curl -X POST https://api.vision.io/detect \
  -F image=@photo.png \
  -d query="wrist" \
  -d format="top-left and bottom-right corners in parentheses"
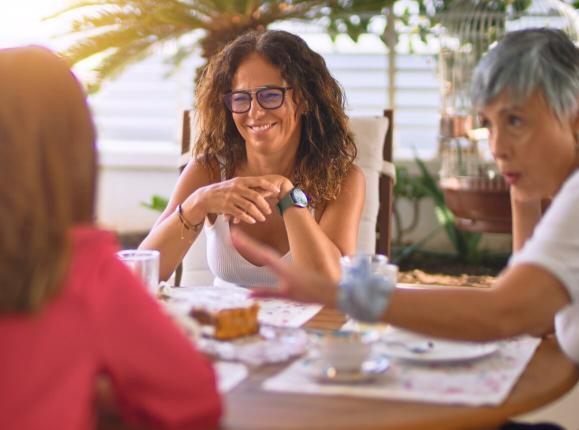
top-left (279, 180), bottom-right (294, 199)
top-left (181, 196), bottom-right (206, 226)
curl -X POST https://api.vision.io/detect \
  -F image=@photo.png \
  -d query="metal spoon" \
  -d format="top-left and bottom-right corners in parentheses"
top-left (381, 339), bottom-right (434, 354)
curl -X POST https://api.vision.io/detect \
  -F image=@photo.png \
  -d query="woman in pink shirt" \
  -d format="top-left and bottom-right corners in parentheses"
top-left (0, 46), bottom-right (221, 430)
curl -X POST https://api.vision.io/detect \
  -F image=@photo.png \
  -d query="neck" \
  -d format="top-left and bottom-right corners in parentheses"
top-left (242, 150), bottom-right (297, 178)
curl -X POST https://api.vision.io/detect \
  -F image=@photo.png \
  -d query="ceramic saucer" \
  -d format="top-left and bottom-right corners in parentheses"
top-left (300, 355), bottom-right (390, 384)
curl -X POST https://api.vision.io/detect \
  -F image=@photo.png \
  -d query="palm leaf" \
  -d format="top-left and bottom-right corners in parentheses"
top-left (45, 0), bottom-right (389, 89)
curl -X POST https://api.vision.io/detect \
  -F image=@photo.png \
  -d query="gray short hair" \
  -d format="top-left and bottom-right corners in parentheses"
top-left (471, 28), bottom-right (579, 121)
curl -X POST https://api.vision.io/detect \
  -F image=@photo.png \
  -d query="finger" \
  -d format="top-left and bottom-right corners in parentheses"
top-left (243, 177), bottom-right (280, 194)
top-left (233, 196), bottom-right (266, 222)
top-left (250, 288), bottom-right (288, 300)
top-left (230, 230), bottom-right (293, 280)
top-left (230, 229), bottom-right (280, 266)
top-left (229, 204), bottom-right (257, 224)
top-left (241, 189), bottom-right (272, 215)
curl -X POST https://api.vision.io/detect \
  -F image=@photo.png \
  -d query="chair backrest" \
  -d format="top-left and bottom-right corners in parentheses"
top-left (349, 110), bottom-right (394, 257)
top-left (176, 110), bottom-right (394, 286)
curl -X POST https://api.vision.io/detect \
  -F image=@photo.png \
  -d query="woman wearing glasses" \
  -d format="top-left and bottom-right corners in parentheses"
top-left (140, 30), bottom-right (365, 286)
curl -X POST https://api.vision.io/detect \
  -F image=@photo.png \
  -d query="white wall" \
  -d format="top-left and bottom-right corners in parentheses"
top-left (96, 142), bottom-right (179, 232)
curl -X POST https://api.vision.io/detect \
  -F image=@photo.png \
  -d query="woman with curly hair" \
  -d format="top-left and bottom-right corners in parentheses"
top-left (140, 30), bottom-right (365, 286)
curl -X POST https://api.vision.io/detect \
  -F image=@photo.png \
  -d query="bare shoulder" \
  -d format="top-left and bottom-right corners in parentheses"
top-left (317, 164), bottom-right (365, 219)
top-left (164, 157), bottom-right (220, 211)
top-left (178, 157), bottom-right (220, 192)
top-left (339, 164), bottom-right (366, 196)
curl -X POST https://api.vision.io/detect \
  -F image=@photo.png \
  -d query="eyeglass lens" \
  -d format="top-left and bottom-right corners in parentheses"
top-left (226, 87), bottom-right (286, 113)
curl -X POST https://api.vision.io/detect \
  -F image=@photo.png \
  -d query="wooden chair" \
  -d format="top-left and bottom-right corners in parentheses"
top-left (175, 109), bottom-right (395, 286)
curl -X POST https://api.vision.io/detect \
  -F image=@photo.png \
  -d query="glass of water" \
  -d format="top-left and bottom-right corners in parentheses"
top-left (340, 254), bottom-right (398, 285)
top-left (116, 249), bottom-right (160, 294)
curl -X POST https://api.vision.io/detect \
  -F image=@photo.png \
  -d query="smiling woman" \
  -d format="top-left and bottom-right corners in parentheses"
top-left (138, 29), bottom-right (366, 286)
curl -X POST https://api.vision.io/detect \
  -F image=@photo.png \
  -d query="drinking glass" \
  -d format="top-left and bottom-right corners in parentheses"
top-left (116, 249), bottom-right (160, 294)
top-left (340, 254), bottom-right (398, 285)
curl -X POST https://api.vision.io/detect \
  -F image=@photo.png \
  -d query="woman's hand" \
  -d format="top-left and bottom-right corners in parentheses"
top-left (230, 229), bottom-right (338, 307)
top-left (188, 176), bottom-right (281, 224)
top-left (259, 174), bottom-right (294, 199)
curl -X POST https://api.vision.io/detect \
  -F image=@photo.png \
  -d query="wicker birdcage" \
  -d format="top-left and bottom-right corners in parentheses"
top-left (439, 0), bottom-right (579, 120)
top-left (436, 0), bottom-right (579, 233)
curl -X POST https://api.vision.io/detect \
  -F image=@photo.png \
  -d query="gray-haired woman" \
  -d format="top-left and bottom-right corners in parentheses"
top-left (233, 28), bottom-right (579, 366)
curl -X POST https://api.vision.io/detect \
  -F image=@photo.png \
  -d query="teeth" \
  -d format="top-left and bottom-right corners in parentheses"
top-left (250, 123), bottom-right (273, 131)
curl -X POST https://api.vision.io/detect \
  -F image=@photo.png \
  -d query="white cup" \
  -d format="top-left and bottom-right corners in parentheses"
top-left (117, 249), bottom-right (160, 294)
top-left (340, 254), bottom-right (398, 285)
top-left (314, 330), bottom-right (377, 371)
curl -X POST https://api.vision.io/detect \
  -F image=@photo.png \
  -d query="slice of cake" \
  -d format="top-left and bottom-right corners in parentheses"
top-left (189, 302), bottom-right (260, 340)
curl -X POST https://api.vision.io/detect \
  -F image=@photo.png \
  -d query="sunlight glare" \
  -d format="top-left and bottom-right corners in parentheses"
top-left (0, 0), bottom-right (73, 49)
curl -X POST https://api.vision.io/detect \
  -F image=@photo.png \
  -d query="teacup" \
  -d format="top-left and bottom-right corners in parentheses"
top-left (313, 330), bottom-right (377, 371)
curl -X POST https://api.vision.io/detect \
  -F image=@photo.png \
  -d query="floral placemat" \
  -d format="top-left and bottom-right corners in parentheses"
top-left (262, 336), bottom-right (541, 406)
top-left (163, 285), bottom-right (322, 327)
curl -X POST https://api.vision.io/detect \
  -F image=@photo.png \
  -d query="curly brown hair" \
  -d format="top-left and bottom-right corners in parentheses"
top-left (194, 30), bottom-right (356, 206)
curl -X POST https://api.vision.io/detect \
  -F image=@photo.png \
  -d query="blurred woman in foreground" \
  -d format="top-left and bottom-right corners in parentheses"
top-left (0, 46), bottom-right (221, 430)
top-left (233, 28), bottom-right (579, 364)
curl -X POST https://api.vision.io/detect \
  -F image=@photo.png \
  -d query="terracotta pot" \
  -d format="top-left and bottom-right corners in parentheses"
top-left (439, 176), bottom-right (512, 234)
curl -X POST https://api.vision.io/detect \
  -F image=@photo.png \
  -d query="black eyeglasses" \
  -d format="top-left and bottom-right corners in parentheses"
top-left (223, 86), bottom-right (292, 114)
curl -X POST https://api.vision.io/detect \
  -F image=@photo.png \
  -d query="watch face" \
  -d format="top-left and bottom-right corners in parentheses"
top-left (290, 188), bottom-right (308, 207)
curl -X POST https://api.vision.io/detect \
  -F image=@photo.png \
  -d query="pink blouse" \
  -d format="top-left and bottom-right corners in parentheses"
top-left (0, 226), bottom-right (221, 430)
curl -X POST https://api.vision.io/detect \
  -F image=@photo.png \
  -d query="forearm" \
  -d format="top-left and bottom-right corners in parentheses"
top-left (383, 264), bottom-right (570, 341)
top-left (283, 207), bottom-right (342, 281)
top-left (511, 195), bottom-right (543, 252)
top-left (139, 207), bottom-right (204, 281)
top-left (383, 287), bottom-right (515, 341)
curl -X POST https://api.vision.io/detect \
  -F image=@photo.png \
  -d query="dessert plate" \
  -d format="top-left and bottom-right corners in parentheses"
top-left (376, 331), bottom-right (498, 363)
top-left (299, 355), bottom-right (390, 384)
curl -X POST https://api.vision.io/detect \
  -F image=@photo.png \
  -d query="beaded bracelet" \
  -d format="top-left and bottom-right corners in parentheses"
top-left (177, 203), bottom-right (204, 240)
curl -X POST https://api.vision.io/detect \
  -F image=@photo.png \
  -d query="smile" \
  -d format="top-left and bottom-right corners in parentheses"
top-left (248, 123), bottom-right (275, 132)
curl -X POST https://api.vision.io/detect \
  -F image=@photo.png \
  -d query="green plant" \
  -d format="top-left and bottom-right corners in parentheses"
top-left (392, 164), bottom-right (428, 243)
top-left (414, 156), bottom-right (482, 263)
top-left (392, 156), bottom-right (484, 264)
top-left (141, 194), bottom-right (169, 213)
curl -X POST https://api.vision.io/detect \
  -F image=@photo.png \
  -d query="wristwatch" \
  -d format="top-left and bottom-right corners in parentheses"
top-left (277, 187), bottom-right (309, 215)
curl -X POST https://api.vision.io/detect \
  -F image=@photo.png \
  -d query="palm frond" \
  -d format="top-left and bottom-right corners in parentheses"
top-left (62, 27), bottom-right (144, 65)
top-left (44, 0), bottom-right (137, 20)
top-left (86, 39), bottom-right (157, 92)
top-left (44, 0), bottom-right (390, 90)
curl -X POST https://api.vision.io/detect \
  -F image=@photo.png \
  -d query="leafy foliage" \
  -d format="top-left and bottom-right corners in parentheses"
top-left (392, 157), bottom-right (483, 264)
top-left (141, 194), bottom-right (169, 213)
top-left (46, 0), bottom-right (393, 92)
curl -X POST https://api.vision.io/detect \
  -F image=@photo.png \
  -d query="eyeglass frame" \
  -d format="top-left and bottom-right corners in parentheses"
top-left (223, 85), bottom-right (293, 114)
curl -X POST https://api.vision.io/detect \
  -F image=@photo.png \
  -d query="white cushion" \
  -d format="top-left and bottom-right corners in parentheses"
top-left (349, 116), bottom-right (390, 254)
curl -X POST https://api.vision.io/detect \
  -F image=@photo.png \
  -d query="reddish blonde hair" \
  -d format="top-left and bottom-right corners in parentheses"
top-left (0, 46), bottom-right (96, 313)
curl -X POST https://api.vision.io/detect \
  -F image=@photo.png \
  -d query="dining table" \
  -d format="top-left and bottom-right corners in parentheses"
top-left (99, 306), bottom-right (578, 430)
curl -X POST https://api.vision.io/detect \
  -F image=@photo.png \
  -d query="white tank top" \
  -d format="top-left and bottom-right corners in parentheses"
top-left (205, 163), bottom-right (294, 287)
top-left (205, 216), bottom-right (292, 288)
